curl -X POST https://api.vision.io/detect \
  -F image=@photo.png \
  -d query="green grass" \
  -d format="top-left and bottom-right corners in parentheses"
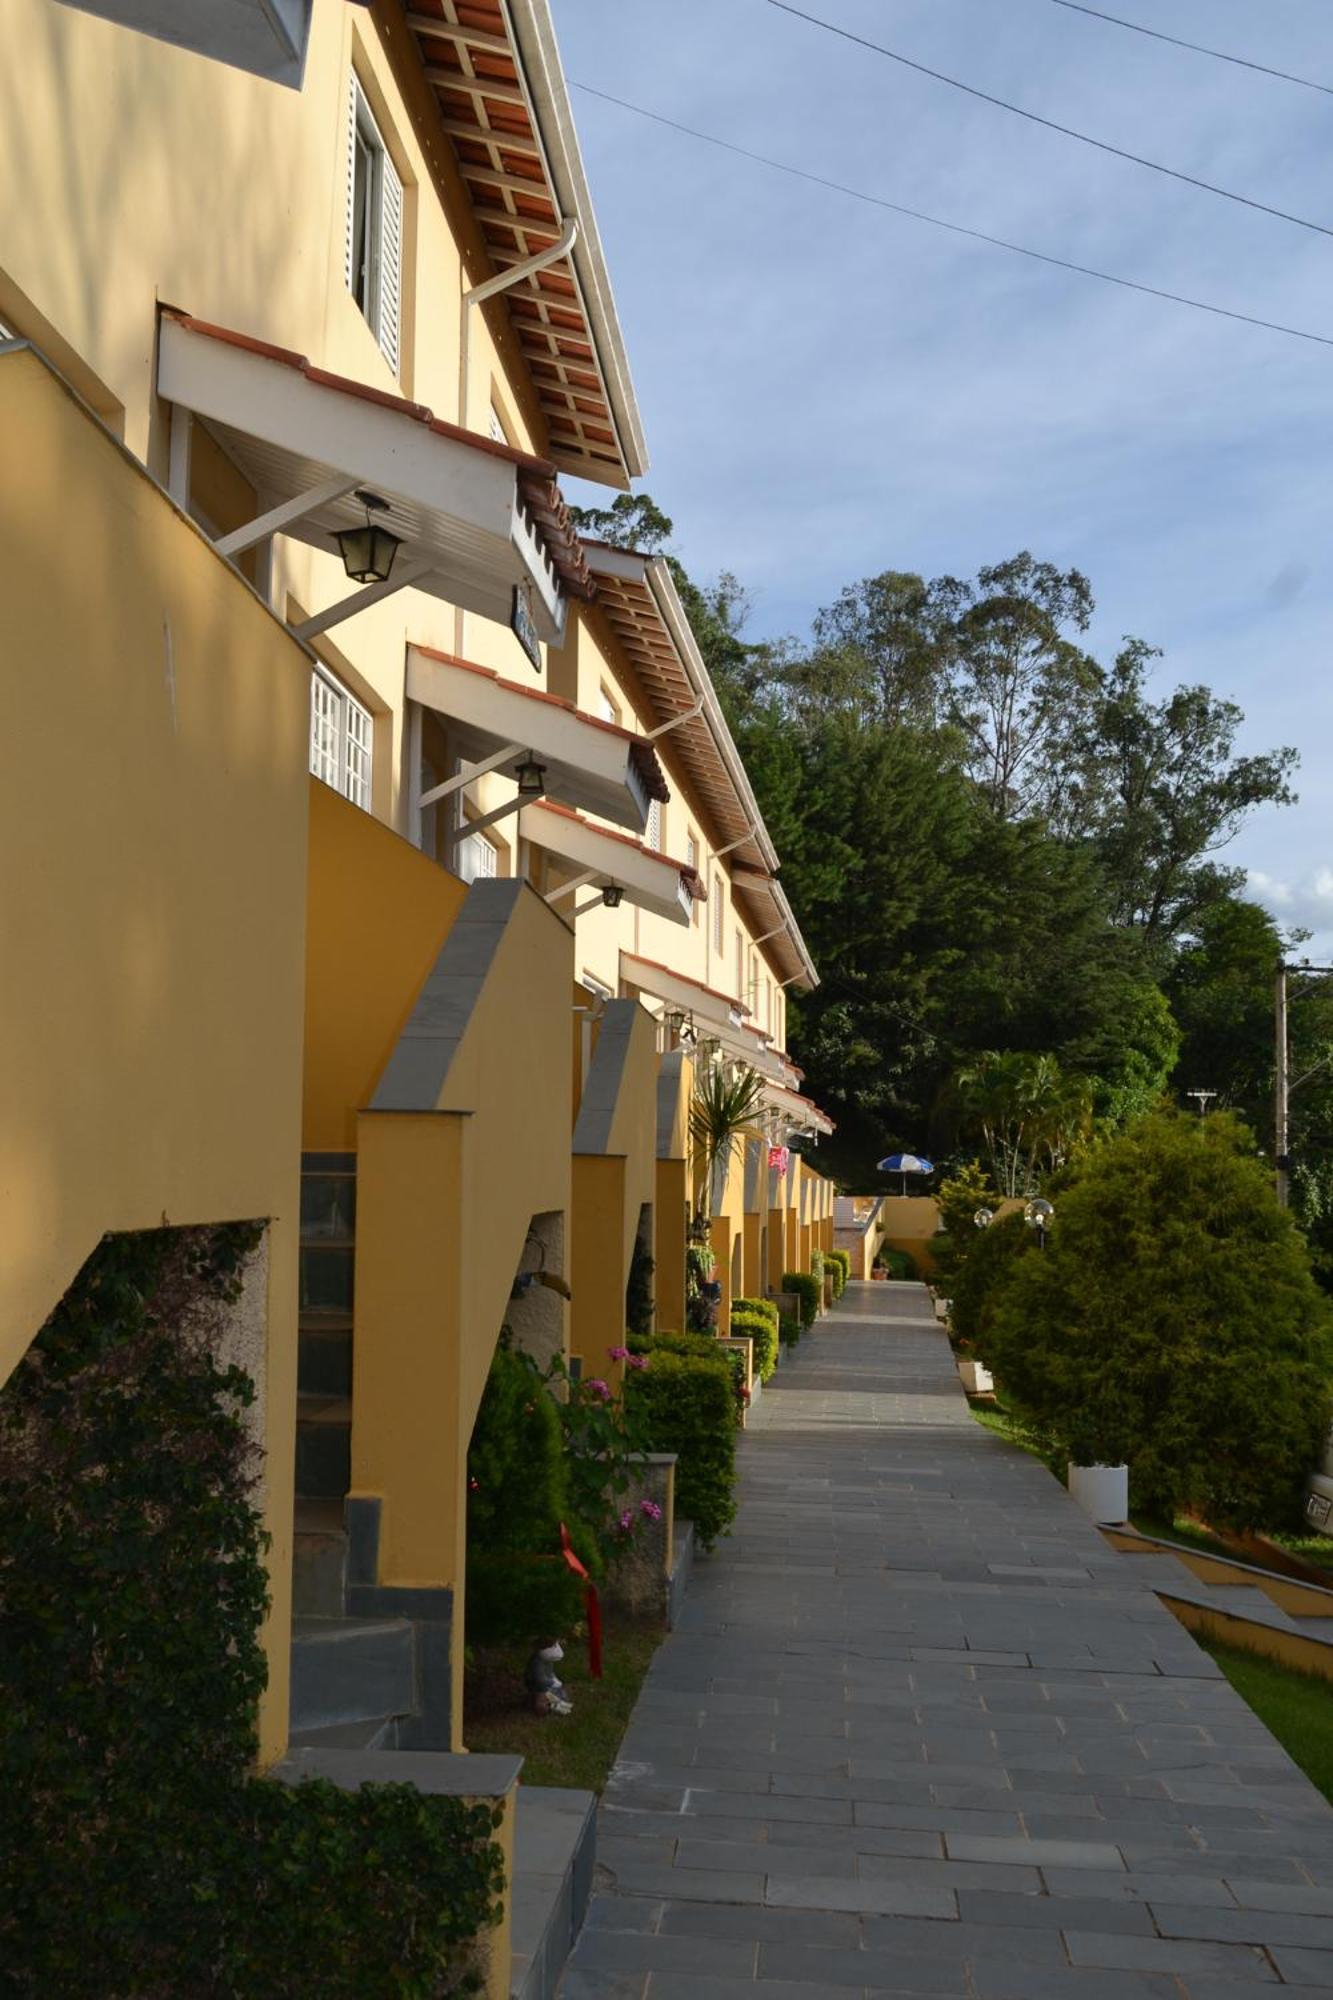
top-left (463, 1616), bottom-right (663, 1792)
top-left (967, 1392), bottom-right (1065, 1480)
top-left (1201, 1639), bottom-right (1333, 1807)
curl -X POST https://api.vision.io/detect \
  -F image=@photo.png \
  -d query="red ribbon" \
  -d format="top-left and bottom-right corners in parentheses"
top-left (559, 1522), bottom-right (603, 1680)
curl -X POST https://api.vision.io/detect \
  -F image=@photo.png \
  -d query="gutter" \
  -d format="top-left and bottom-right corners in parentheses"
top-left (504, 0), bottom-right (649, 485)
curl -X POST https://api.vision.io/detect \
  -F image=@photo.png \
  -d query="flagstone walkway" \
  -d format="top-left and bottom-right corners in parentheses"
top-left (560, 1281), bottom-right (1333, 1999)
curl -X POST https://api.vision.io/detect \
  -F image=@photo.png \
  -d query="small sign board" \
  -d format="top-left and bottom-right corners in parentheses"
top-left (768, 1145), bottom-right (790, 1175)
top-left (512, 587), bottom-right (541, 672)
top-left (1306, 1489), bottom-right (1332, 1530)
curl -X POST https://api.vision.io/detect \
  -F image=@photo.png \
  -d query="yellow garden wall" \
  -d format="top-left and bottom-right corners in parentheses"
top-left (0, 348), bottom-right (310, 1759)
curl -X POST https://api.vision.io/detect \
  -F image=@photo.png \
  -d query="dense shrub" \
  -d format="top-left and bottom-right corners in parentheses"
top-left (826, 1249), bottom-right (850, 1297)
top-left (0, 1224), bottom-right (504, 1996)
top-left (627, 1350), bottom-right (737, 1548)
top-left (948, 1211), bottom-right (1031, 1353)
top-left (881, 1247), bottom-right (919, 1281)
top-left (779, 1314), bottom-right (801, 1346)
top-left (810, 1248), bottom-right (826, 1287)
top-left (466, 1335), bottom-right (591, 1643)
top-left (730, 1299), bottom-right (778, 1381)
top-left (636, 1330), bottom-right (747, 1420)
top-left (783, 1270), bottom-right (821, 1328)
top-left (625, 1234), bottom-right (655, 1340)
top-left (987, 1113), bottom-right (1333, 1528)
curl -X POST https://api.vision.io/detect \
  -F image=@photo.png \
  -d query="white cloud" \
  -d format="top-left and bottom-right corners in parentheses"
top-left (1246, 869), bottom-right (1333, 947)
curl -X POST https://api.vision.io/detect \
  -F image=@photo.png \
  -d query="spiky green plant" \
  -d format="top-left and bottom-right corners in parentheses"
top-left (690, 1059), bottom-right (766, 1220)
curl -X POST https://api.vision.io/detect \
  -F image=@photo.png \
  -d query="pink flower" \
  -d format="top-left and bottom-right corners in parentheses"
top-left (607, 1345), bottom-right (630, 1362)
top-left (639, 1499), bottom-right (662, 1522)
top-left (585, 1378), bottom-right (611, 1401)
top-left (625, 1353), bottom-right (649, 1371)
top-left (618, 1508), bottom-right (634, 1532)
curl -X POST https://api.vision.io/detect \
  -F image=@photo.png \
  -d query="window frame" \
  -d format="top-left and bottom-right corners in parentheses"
top-left (345, 73), bottom-right (404, 375)
top-left (310, 665), bottom-right (374, 811)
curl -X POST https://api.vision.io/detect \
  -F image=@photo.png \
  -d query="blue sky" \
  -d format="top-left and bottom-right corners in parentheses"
top-left (555, 0), bottom-right (1333, 955)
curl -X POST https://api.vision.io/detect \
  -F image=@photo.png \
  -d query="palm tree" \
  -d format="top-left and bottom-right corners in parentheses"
top-left (690, 1056), bottom-right (766, 1220)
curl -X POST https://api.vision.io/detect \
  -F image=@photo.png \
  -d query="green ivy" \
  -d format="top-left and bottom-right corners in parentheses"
top-left (627, 1351), bottom-right (737, 1549)
top-left (0, 1224), bottom-right (504, 1996)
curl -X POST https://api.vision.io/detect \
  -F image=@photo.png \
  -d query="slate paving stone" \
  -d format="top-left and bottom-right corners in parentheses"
top-left (558, 1285), bottom-right (1333, 1995)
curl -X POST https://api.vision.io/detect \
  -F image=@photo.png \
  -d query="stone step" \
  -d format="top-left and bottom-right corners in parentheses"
top-left (298, 1313), bottom-right (353, 1397)
top-left (510, 1787), bottom-right (597, 2000)
top-left (289, 1616), bottom-right (415, 1734)
top-left (293, 1495), bottom-right (348, 1617)
top-left (287, 1714), bottom-right (399, 1751)
top-left (295, 1393), bottom-right (351, 1499)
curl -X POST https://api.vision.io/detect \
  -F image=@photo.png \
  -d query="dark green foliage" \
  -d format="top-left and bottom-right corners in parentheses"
top-left (625, 1233), bottom-right (655, 1340)
top-left (779, 1315), bottom-right (801, 1346)
top-left (466, 1337), bottom-right (608, 1641)
top-left (881, 1248), bottom-right (919, 1281)
top-left (783, 1270), bottom-right (821, 1328)
top-left (627, 1351), bottom-right (737, 1548)
top-left (986, 1114), bottom-right (1333, 1528)
top-left (948, 1211), bottom-right (1032, 1353)
top-left (729, 1308), bottom-right (778, 1382)
top-left (0, 1224), bottom-right (503, 1997)
top-left (810, 1247), bottom-right (825, 1287)
top-left (826, 1250), bottom-right (850, 1297)
top-left (549, 1352), bottom-right (654, 1570)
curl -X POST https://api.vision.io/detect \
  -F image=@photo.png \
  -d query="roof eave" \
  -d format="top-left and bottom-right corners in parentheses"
top-left (505, 0), bottom-right (649, 486)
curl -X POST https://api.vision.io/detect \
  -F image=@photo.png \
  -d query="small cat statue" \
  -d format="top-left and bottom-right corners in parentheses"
top-left (524, 1638), bottom-right (573, 1717)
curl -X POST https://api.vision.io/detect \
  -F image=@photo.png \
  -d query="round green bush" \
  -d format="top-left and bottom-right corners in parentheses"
top-left (783, 1271), bottom-right (821, 1329)
top-left (627, 1351), bottom-right (737, 1548)
top-left (729, 1307), bottom-right (778, 1382)
top-left (987, 1112), bottom-right (1333, 1529)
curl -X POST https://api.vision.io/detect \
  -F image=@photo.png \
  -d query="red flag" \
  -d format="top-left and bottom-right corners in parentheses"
top-left (559, 1522), bottom-right (603, 1679)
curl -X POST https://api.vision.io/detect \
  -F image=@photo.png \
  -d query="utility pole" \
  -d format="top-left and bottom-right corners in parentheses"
top-left (1275, 964), bottom-right (1290, 1209)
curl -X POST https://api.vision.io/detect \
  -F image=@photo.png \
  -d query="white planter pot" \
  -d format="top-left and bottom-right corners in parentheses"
top-left (1068, 1462), bottom-right (1128, 1524)
top-left (957, 1359), bottom-right (993, 1395)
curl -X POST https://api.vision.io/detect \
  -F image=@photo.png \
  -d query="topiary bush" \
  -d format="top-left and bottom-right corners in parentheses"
top-left (730, 1300), bottom-right (778, 1381)
top-left (810, 1247), bottom-right (825, 1287)
top-left (0, 1224), bottom-right (504, 1997)
top-left (627, 1350), bottom-right (737, 1548)
top-left (779, 1314), bottom-right (801, 1347)
top-left (783, 1270), bottom-right (821, 1328)
top-left (466, 1333), bottom-right (591, 1644)
top-left (826, 1249), bottom-right (850, 1297)
top-left (987, 1112), bottom-right (1333, 1529)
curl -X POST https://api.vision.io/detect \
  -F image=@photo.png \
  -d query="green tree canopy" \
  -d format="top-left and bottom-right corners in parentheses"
top-left (984, 1112), bottom-right (1333, 1528)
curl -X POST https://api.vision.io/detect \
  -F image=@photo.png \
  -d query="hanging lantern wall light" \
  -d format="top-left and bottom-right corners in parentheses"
top-left (515, 754), bottom-right (547, 797)
top-left (335, 489), bottom-right (403, 585)
top-left (601, 884), bottom-right (624, 908)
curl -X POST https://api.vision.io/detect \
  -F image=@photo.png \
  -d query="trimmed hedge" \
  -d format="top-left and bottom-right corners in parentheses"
top-left (729, 1308), bottom-right (778, 1383)
top-left (810, 1248), bottom-right (825, 1287)
top-left (827, 1249), bottom-right (850, 1297)
top-left (783, 1270), bottom-right (821, 1329)
top-left (627, 1349), bottom-right (737, 1548)
top-left (0, 1224), bottom-right (504, 1997)
top-left (779, 1314), bottom-right (801, 1346)
top-left (881, 1247), bottom-right (919, 1281)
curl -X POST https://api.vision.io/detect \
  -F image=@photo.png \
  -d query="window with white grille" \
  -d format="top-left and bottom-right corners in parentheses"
top-left (686, 834), bottom-right (699, 927)
top-left (489, 404), bottom-right (508, 444)
top-left (346, 74), bottom-right (404, 375)
top-left (645, 798), bottom-right (661, 851)
top-left (735, 930), bottom-right (745, 1004)
top-left (310, 668), bottom-right (373, 810)
top-left (458, 828), bottom-right (498, 884)
top-left (713, 877), bottom-right (724, 954)
top-left (598, 684), bottom-right (620, 726)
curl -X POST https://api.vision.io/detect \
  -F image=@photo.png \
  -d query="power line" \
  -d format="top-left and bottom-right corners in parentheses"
top-left (569, 80), bottom-right (1333, 351)
top-left (1044, 1), bottom-right (1333, 99)
top-left (762, 0), bottom-right (1333, 242)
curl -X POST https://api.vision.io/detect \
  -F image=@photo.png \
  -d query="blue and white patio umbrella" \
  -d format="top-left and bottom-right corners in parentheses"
top-left (877, 1152), bottom-right (935, 1195)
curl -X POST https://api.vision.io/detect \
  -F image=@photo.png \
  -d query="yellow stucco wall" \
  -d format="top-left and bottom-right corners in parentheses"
top-left (0, 349), bottom-right (310, 1759)
top-left (571, 1002), bottom-right (659, 1370)
top-left (350, 881), bottom-right (574, 1742)
top-left (303, 779), bottom-right (466, 1150)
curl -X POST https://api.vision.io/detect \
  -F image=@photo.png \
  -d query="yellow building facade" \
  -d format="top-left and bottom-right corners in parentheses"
top-left (0, 0), bottom-right (838, 1827)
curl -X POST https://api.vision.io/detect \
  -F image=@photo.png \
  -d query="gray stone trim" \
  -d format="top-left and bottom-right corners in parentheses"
top-left (272, 1746), bottom-right (521, 1797)
top-left (656, 1047), bottom-right (686, 1161)
top-left (371, 877), bottom-right (523, 1112)
top-left (572, 997), bottom-right (640, 1155)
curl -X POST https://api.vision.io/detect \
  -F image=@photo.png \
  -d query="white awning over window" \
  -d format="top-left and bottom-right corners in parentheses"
top-left (407, 648), bottom-right (668, 835)
top-left (522, 801), bottom-right (701, 925)
top-left (158, 311), bottom-right (592, 642)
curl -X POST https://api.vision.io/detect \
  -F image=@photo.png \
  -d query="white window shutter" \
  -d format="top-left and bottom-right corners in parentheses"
top-left (344, 71), bottom-right (359, 293)
top-left (378, 153), bottom-right (403, 375)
